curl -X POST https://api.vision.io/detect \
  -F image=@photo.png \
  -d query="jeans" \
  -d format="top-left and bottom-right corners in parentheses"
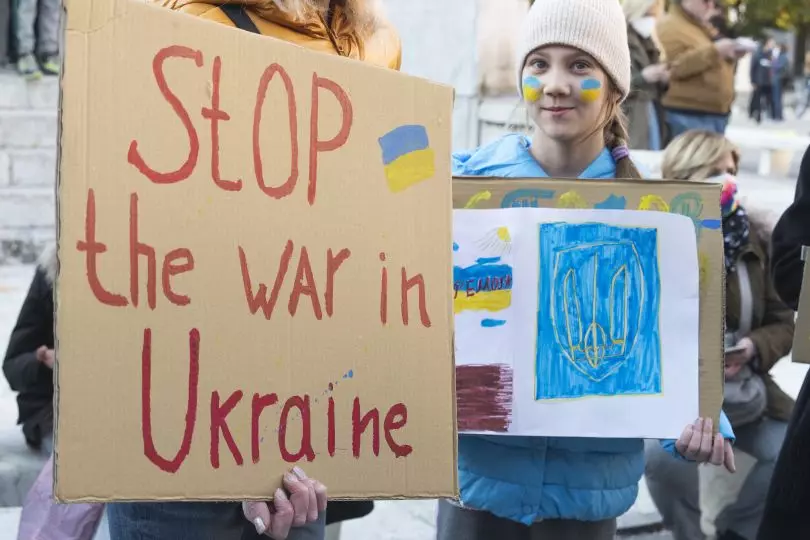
top-left (15, 0), bottom-right (60, 56)
top-left (107, 502), bottom-right (325, 540)
top-left (665, 109), bottom-right (729, 139)
top-left (644, 417), bottom-right (788, 540)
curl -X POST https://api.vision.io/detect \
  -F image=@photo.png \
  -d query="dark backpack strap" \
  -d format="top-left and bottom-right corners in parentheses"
top-left (220, 4), bottom-right (260, 34)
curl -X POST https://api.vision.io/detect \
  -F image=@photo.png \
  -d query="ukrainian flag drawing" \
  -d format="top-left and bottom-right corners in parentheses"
top-left (378, 124), bottom-right (436, 193)
top-left (453, 258), bottom-right (513, 314)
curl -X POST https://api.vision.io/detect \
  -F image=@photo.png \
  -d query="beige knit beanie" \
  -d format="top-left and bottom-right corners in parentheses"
top-left (516, 0), bottom-right (631, 102)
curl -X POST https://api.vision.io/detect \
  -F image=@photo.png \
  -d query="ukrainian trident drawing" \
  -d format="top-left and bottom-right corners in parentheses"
top-left (536, 222), bottom-right (663, 400)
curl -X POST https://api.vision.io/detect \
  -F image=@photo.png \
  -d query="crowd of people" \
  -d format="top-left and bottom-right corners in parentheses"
top-left (622, 0), bottom-right (810, 150)
top-left (3, 0), bottom-right (810, 539)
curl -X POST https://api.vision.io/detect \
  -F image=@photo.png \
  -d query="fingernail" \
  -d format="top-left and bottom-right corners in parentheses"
top-left (706, 417), bottom-right (713, 430)
top-left (293, 466), bottom-right (308, 480)
top-left (275, 487), bottom-right (288, 502)
top-left (284, 472), bottom-right (297, 483)
top-left (253, 517), bottom-right (266, 535)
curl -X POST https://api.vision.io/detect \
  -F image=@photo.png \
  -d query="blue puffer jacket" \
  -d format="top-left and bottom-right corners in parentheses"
top-left (453, 134), bottom-right (735, 525)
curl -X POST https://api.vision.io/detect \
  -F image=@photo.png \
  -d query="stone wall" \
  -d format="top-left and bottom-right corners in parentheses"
top-left (0, 73), bottom-right (58, 263)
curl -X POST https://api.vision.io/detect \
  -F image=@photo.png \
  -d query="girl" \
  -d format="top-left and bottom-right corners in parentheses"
top-left (440, 1), bottom-right (735, 539)
top-left (645, 131), bottom-right (794, 540)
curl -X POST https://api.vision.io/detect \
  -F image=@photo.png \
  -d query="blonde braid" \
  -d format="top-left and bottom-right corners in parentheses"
top-left (603, 103), bottom-right (642, 179)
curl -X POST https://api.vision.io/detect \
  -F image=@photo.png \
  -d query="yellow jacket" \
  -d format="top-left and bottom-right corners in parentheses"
top-left (656, 5), bottom-right (735, 115)
top-left (153, 0), bottom-right (402, 70)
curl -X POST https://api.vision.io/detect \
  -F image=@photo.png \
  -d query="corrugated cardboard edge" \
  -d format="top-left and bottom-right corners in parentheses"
top-left (452, 175), bottom-right (726, 431)
top-left (52, 0), bottom-right (70, 504)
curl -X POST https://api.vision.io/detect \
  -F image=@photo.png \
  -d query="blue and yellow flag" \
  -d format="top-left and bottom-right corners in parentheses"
top-left (378, 124), bottom-right (436, 193)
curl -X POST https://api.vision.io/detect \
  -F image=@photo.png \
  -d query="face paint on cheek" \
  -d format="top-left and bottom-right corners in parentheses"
top-left (522, 76), bottom-right (543, 102)
top-left (579, 78), bottom-right (602, 103)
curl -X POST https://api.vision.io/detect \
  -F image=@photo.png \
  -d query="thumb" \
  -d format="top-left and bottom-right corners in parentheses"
top-left (724, 441), bottom-right (737, 473)
top-left (242, 501), bottom-right (271, 536)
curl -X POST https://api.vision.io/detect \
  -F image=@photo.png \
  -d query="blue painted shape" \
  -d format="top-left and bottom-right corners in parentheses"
top-left (523, 76), bottom-right (542, 90)
top-left (477, 257), bottom-right (501, 264)
top-left (501, 188), bottom-right (556, 208)
top-left (701, 219), bottom-right (722, 230)
top-left (594, 194), bottom-right (627, 210)
top-left (537, 222), bottom-right (662, 400)
top-left (343, 369), bottom-right (354, 379)
top-left (453, 242), bottom-right (460, 252)
top-left (481, 319), bottom-right (507, 327)
top-left (378, 125), bottom-right (429, 165)
top-left (581, 79), bottom-right (602, 90)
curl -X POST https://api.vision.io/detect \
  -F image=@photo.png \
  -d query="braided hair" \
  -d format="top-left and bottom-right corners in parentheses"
top-left (602, 92), bottom-right (642, 179)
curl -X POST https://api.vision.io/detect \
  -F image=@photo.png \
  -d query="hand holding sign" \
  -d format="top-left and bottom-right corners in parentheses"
top-left (242, 467), bottom-right (327, 539)
top-left (675, 417), bottom-right (735, 473)
top-left (36, 346), bottom-right (55, 370)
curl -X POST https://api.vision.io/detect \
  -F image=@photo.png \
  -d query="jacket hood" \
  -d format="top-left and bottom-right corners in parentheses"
top-left (163, 0), bottom-right (381, 56)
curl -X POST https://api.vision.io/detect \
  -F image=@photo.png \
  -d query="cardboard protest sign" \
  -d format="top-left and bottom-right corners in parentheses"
top-left (453, 178), bottom-right (725, 433)
top-left (55, 0), bottom-right (456, 502)
top-left (791, 247), bottom-right (810, 364)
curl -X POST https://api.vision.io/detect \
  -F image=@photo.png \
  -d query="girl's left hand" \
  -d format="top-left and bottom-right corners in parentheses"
top-left (242, 467), bottom-right (327, 539)
top-left (675, 417), bottom-right (736, 473)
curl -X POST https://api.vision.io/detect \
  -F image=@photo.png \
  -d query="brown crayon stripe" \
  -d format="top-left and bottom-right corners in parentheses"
top-left (456, 363), bottom-right (513, 433)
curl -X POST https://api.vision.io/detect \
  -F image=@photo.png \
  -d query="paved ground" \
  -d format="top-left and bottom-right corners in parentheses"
top-left (0, 117), bottom-right (808, 539)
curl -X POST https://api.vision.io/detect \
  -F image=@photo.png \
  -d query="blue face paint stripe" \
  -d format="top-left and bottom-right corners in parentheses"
top-left (581, 79), bottom-right (602, 91)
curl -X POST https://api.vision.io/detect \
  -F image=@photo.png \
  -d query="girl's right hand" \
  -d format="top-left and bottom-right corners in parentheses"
top-left (242, 467), bottom-right (327, 539)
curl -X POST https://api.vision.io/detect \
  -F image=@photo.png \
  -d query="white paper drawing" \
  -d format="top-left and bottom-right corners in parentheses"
top-left (453, 208), bottom-right (700, 439)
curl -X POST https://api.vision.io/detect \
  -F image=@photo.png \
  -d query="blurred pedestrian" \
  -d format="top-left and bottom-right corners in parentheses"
top-left (656, 0), bottom-right (745, 137)
top-left (769, 41), bottom-right (788, 121)
top-left (2, 243), bottom-right (56, 454)
top-left (750, 39), bottom-right (775, 123)
top-left (622, 0), bottom-right (669, 150)
top-left (15, 0), bottom-right (60, 79)
top-left (645, 130), bottom-right (794, 540)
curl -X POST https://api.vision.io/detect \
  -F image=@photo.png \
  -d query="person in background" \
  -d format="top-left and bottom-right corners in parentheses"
top-left (622, 0), bottom-right (669, 150)
top-left (437, 1), bottom-right (736, 538)
top-left (750, 38), bottom-right (776, 124)
top-left (769, 40), bottom-right (789, 122)
top-left (152, 0), bottom-right (400, 70)
top-left (644, 130), bottom-right (794, 540)
top-left (15, 0), bottom-right (60, 79)
top-left (108, 1), bottom-right (402, 539)
top-left (655, 0), bottom-right (746, 137)
top-left (756, 146), bottom-right (810, 539)
top-left (3, 244), bottom-right (57, 455)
